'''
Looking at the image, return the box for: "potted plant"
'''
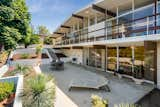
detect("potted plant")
[22,74,55,107]
[91,95,108,107]
[0,82,15,106]
[133,66,144,84]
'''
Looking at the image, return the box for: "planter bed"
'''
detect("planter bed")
[12,53,40,60]
[2,66,36,79]
[0,76,23,107]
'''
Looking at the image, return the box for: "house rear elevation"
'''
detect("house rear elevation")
[52,0,160,89]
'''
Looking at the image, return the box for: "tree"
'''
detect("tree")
[30,34,41,45]
[37,26,50,36]
[44,36,53,45]
[0,0,31,50]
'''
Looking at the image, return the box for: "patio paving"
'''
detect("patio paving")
[40,63,154,107]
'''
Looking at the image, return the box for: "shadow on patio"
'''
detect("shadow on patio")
[40,63,154,107]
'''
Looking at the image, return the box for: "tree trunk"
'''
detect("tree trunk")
[25,45,28,48]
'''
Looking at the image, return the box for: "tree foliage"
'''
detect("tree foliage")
[0,0,31,50]
[44,36,53,45]
[37,26,50,36]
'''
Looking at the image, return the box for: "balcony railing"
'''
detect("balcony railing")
[55,13,160,46]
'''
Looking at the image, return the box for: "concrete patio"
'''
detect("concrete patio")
[40,63,154,107]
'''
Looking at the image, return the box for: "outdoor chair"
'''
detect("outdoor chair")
[50,60,64,70]
[69,79,110,92]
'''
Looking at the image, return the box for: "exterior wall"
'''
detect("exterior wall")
[62,49,83,64]
[157,41,160,89]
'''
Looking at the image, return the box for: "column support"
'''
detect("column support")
[132,46,135,76]
[105,46,107,72]
[154,0,157,34]
[116,46,119,72]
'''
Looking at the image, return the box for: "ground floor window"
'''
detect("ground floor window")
[107,47,117,72]
[119,47,132,75]
[89,48,103,68]
[134,47,145,79]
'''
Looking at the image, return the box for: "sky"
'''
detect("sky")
[26,0,93,33]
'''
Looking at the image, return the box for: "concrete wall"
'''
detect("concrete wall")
[62,49,83,64]
[0,65,9,77]
[157,41,160,89]
[0,76,23,107]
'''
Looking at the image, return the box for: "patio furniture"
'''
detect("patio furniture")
[69,78,110,92]
[50,60,64,70]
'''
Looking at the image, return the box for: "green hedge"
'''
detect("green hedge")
[0,82,14,101]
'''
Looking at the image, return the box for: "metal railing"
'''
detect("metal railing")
[55,13,160,46]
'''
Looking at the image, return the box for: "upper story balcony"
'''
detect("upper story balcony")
[55,13,160,46]
[53,0,160,47]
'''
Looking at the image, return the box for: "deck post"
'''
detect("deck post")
[154,0,157,34]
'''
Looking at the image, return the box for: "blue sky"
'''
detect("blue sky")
[26,0,93,33]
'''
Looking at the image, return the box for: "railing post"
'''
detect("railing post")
[121,24,125,38]
[79,33,80,43]
[147,17,149,35]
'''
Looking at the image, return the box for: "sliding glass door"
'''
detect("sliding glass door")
[107,47,117,72]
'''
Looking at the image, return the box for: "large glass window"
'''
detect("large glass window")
[144,42,156,82]
[119,47,132,75]
[107,47,117,72]
[89,48,103,69]
[134,47,145,79]
[97,14,105,23]
[157,1,160,33]
[107,19,117,39]
[118,13,133,37]
[90,17,95,26]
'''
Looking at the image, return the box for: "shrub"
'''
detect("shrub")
[0,51,8,63]
[11,64,31,76]
[91,95,108,107]
[114,104,141,107]
[20,53,30,59]
[0,82,14,102]
[23,74,55,107]
[36,45,42,55]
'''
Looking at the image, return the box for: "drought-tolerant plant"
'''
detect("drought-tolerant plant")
[36,45,42,55]
[0,51,8,63]
[91,95,108,107]
[23,74,55,107]
[11,64,31,76]
[114,104,141,107]
[0,82,14,102]
[20,53,30,59]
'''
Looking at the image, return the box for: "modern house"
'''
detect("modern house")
[52,0,160,89]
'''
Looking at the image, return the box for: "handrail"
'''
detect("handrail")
[56,13,160,45]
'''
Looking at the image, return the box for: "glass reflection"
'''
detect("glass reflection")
[107,48,117,72]
[119,47,132,75]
